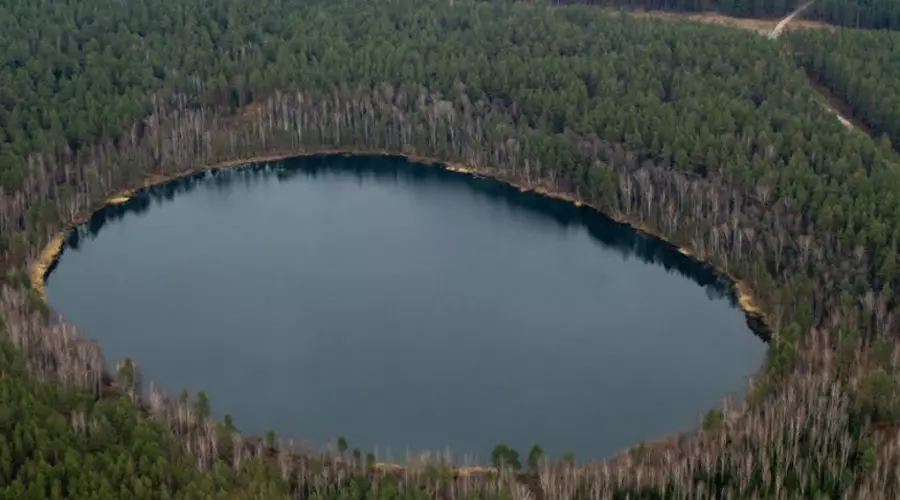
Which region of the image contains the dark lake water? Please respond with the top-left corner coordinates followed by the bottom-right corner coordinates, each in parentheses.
top-left (45, 154), bottom-right (765, 464)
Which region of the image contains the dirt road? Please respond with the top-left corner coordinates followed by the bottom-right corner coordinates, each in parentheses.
top-left (765, 0), bottom-right (857, 131)
top-left (769, 0), bottom-right (819, 38)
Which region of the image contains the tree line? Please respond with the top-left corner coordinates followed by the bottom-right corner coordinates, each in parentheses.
top-left (2, 0), bottom-right (900, 497)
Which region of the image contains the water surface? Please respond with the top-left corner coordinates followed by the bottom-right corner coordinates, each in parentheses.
top-left (46, 154), bottom-right (765, 463)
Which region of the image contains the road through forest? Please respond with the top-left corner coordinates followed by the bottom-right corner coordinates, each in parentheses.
top-left (768, 0), bottom-right (819, 38)
top-left (631, 3), bottom-right (855, 131)
top-left (768, 0), bottom-right (856, 131)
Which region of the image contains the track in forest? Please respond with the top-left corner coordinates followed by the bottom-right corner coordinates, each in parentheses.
top-left (768, 0), bottom-right (819, 39)
top-left (766, 0), bottom-right (857, 132)
top-left (633, 2), bottom-right (856, 133)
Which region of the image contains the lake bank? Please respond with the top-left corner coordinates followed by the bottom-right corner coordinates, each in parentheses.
top-left (31, 148), bottom-right (770, 342)
top-left (33, 149), bottom-right (770, 466)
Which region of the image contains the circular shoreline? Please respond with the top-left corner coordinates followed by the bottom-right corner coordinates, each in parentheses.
top-left (28, 148), bottom-right (772, 469)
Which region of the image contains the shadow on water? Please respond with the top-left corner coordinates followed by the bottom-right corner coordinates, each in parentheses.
top-left (53, 153), bottom-right (769, 343)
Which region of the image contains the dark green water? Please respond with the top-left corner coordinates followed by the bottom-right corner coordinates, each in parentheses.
top-left (45, 154), bottom-right (765, 463)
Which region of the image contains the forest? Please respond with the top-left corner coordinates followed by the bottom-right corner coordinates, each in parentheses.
top-left (562, 0), bottom-right (900, 29)
top-left (784, 27), bottom-right (900, 147)
top-left (2, 0), bottom-right (900, 497)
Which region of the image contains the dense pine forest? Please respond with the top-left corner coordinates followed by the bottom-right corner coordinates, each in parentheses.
top-left (565, 0), bottom-right (900, 29)
top-left (784, 27), bottom-right (900, 147)
top-left (3, 0), bottom-right (900, 498)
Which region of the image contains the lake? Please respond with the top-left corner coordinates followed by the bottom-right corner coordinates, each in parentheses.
top-left (45, 154), bottom-right (766, 464)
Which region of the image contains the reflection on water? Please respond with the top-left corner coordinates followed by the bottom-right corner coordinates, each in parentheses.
top-left (47, 153), bottom-right (766, 463)
top-left (64, 154), bottom-right (763, 335)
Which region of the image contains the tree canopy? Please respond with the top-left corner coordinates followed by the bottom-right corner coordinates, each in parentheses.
top-left (2, 0), bottom-right (900, 498)
top-left (562, 0), bottom-right (900, 29)
top-left (785, 27), bottom-right (900, 148)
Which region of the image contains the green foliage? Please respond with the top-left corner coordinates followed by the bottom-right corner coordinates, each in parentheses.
top-left (809, 0), bottom-right (900, 30)
top-left (567, 0), bottom-right (803, 18)
top-left (786, 28), bottom-right (900, 154)
top-left (490, 443), bottom-right (521, 470)
top-left (196, 391), bottom-right (211, 419)
top-left (223, 414), bottom-right (237, 433)
top-left (25, 292), bottom-right (50, 321)
top-left (0, 339), bottom-right (518, 498)
top-left (526, 443), bottom-right (544, 471)
top-left (568, 0), bottom-right (900, 30)
top-left (701, 409), bottom-right (725, 432)
top-left (856, 438), bottom-right (877, 475)
top-left (856, 367), bottom-right (900, 424)
top-left (0, 0), bottom-right (898, 496)
top-left (0, 341), bottom-right (289, 499)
